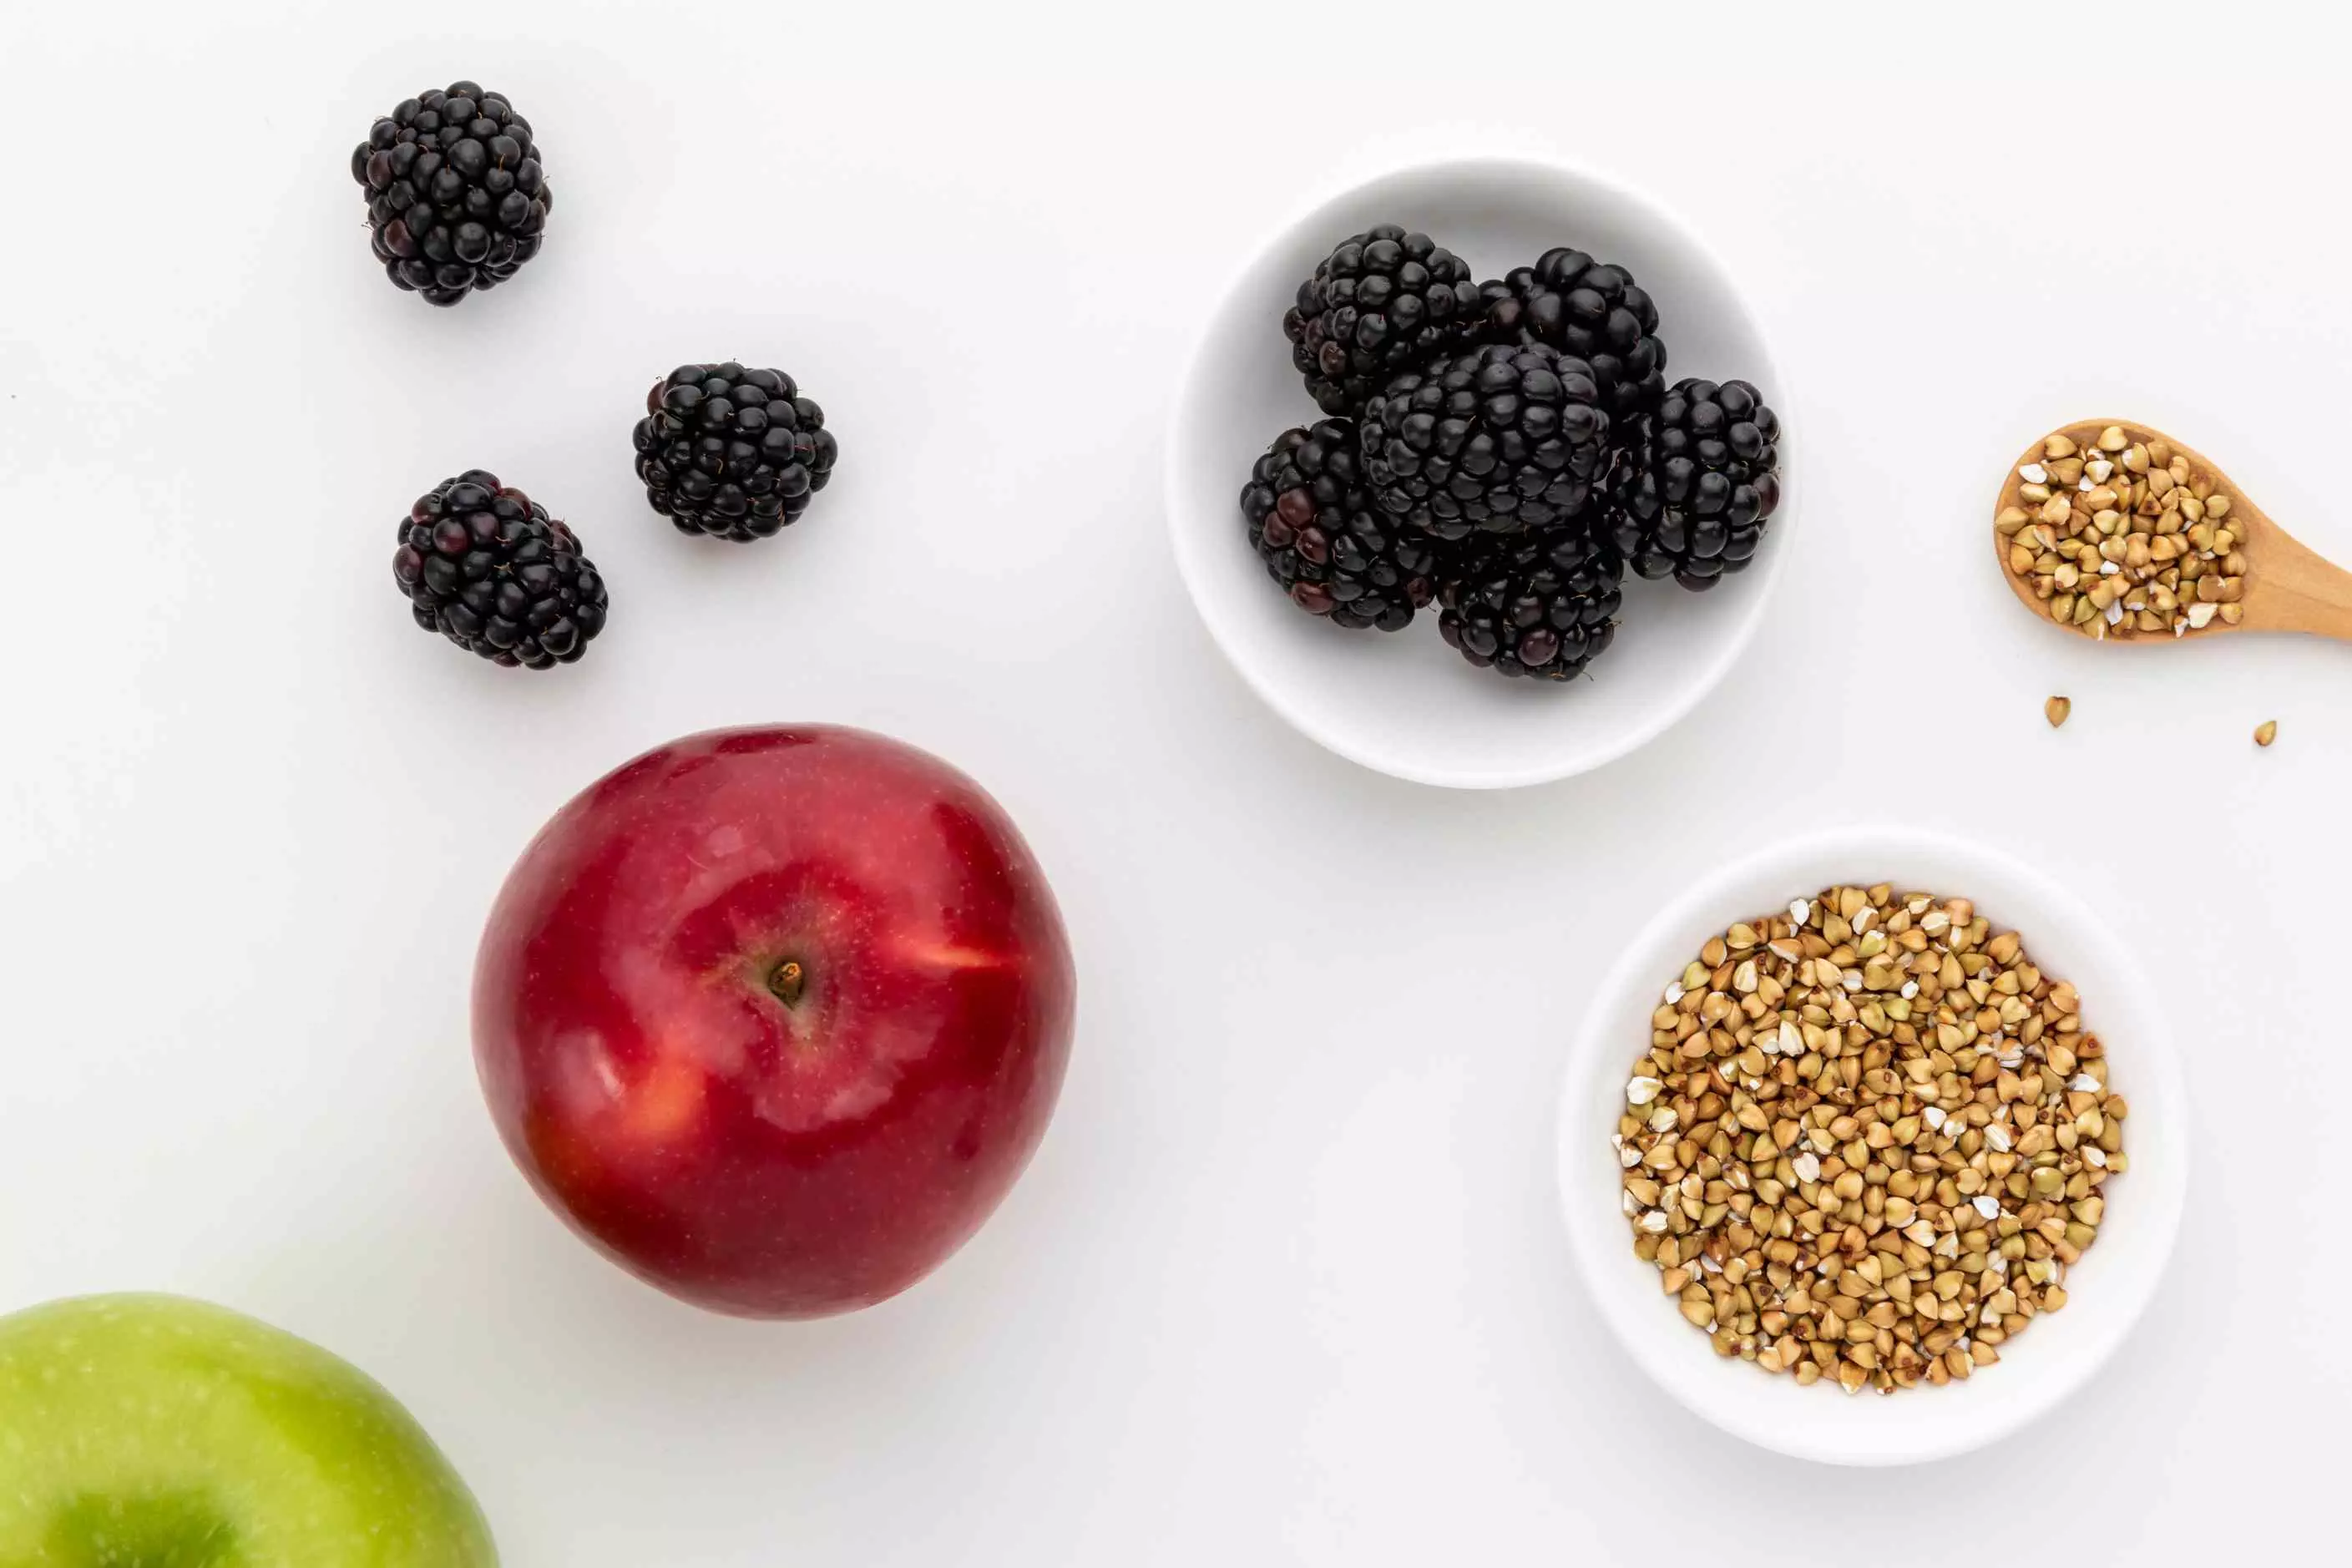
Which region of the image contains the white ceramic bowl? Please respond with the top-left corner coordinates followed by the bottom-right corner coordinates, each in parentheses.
top-left (1166, 156), bottom-right (1795, 789)
top-left (1555, 827), bottom-right (2187, 1465)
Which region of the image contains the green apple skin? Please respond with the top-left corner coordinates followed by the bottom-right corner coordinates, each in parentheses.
top-left (0, 1294), bottom-right (495, 1567)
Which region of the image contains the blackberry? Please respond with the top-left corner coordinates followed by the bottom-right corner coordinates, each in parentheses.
top-left (1477, 247), bottom-right (1667, 424)
top-left (632, 363), bottom-right (838, 542)
top-left (1282, 225), bottom-right (1483, 417)
top-left (352, 81), bottom-right (550, 306)
top-left (393, 472), bottom-right (608, 668)
top-left (1240, 419), bottom-right (1441, 632)
top-left (1358, 342), bottom-right (1612, 541)
top-left (1437, 523), bottom-right (1623, 680)
top-left (1606, 378), bottom-right (1783, 591)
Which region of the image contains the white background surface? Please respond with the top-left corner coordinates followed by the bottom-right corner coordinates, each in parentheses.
top-left (1, 1), bottom-right (2341, 1561)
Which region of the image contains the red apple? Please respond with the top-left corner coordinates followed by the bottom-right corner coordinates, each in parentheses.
top-left (472, 726), bottom-right (1075, 1318)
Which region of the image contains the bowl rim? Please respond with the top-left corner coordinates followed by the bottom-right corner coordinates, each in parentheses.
top-left (1163, 151), bottom-right (1801, 791)
top-left (1553, 823), bottom-right (2190, 1465)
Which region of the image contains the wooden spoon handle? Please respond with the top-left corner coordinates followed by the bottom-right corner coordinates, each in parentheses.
top-left (2247, 524), bottom-right (2352, 640)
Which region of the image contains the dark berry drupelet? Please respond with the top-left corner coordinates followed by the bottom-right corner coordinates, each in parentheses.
top-left (1437, 522), bottom-right (1623, 680)
top-left (1606, 377), bottom-right (1783, 591)
top-left (1240, 419), bottom-right (1443, 632)
top-left (1283, 225), bottom-right (1484, 417)
top-left (1477, 248), bottom-right (1667, 425)
top-left (352, 81), bottom-right (550, 306)
top-left (632, 363), bottom-right (838, 542)
top-left (393, 471), bottom-right (607, 668)
top-left (1358, 342), bottom-right (1612, 541)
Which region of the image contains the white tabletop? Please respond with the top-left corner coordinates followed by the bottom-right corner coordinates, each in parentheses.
top-left (1, 2), bottom-right (2338, 1562)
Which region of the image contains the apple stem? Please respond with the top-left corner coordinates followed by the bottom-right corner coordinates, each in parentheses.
top-left (767, 959), bottom-right (807, 1006)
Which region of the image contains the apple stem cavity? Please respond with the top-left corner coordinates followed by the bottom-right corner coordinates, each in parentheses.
top-left (767, 959), bottom-right (807, 1007)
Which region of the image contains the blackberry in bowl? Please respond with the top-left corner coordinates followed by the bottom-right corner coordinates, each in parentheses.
top-left (352, 81), bottom-right (549, 306)
top-left (1606, 378), bottom-right (1783, 591)
top-left (1359, 342), bottom-right (1612, 541)
top-left (1478, 246), bottom-right (1667, 426)
top-left (1282, 225), bottom-right (1483, 417)
top-left (1436, 521), bottom-right (1623, 680)
top-left (1240, 419), bottom-right (1441, 632)
top-left (633, 363), bottom-right (838, 542)
top-left (393, 471), bottom-right (607, 669)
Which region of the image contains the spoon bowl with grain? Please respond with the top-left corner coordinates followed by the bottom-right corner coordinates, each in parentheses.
top-left (1993, 421), bottom-right (2352, 642)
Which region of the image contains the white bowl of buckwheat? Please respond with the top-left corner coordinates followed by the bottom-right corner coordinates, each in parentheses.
top-left (1556, 826), bottom-right (2188, 1465)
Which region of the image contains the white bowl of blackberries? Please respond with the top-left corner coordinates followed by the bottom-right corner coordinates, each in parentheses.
top-left (1169, 158), bottom-right (1793, 789)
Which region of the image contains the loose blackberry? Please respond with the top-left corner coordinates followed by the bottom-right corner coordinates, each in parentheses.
top-left (1437, 523), bottom-right (1623, 680)
top-left (1240, 419), bottom-right (1442, 632)
top-left (393, 472), bottom-right (607, 668)
top-left (1282, 225), bottom-right (1483, 417)
top-left (352, 81), bottom-right (550, 306)
top-left (632, 363), bottom-right (837, 542)
top-left (1358, 342), bottom-right (1612, 541)
top-left (1477, 247), bottom-right (1667, 424)
top-left (1606, 378), bottom-right (1783, 591)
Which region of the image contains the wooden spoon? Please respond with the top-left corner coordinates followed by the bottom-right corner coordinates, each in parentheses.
top-left (1992, 420), bottom-right (2352, 642)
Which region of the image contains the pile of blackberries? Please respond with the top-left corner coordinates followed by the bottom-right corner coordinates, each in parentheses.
top-left (1248, 224), bottom-right (1783, 681)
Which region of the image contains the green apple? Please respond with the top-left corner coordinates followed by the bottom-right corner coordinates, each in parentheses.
top-left (0, 1294), bottom-right (495, 1567)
